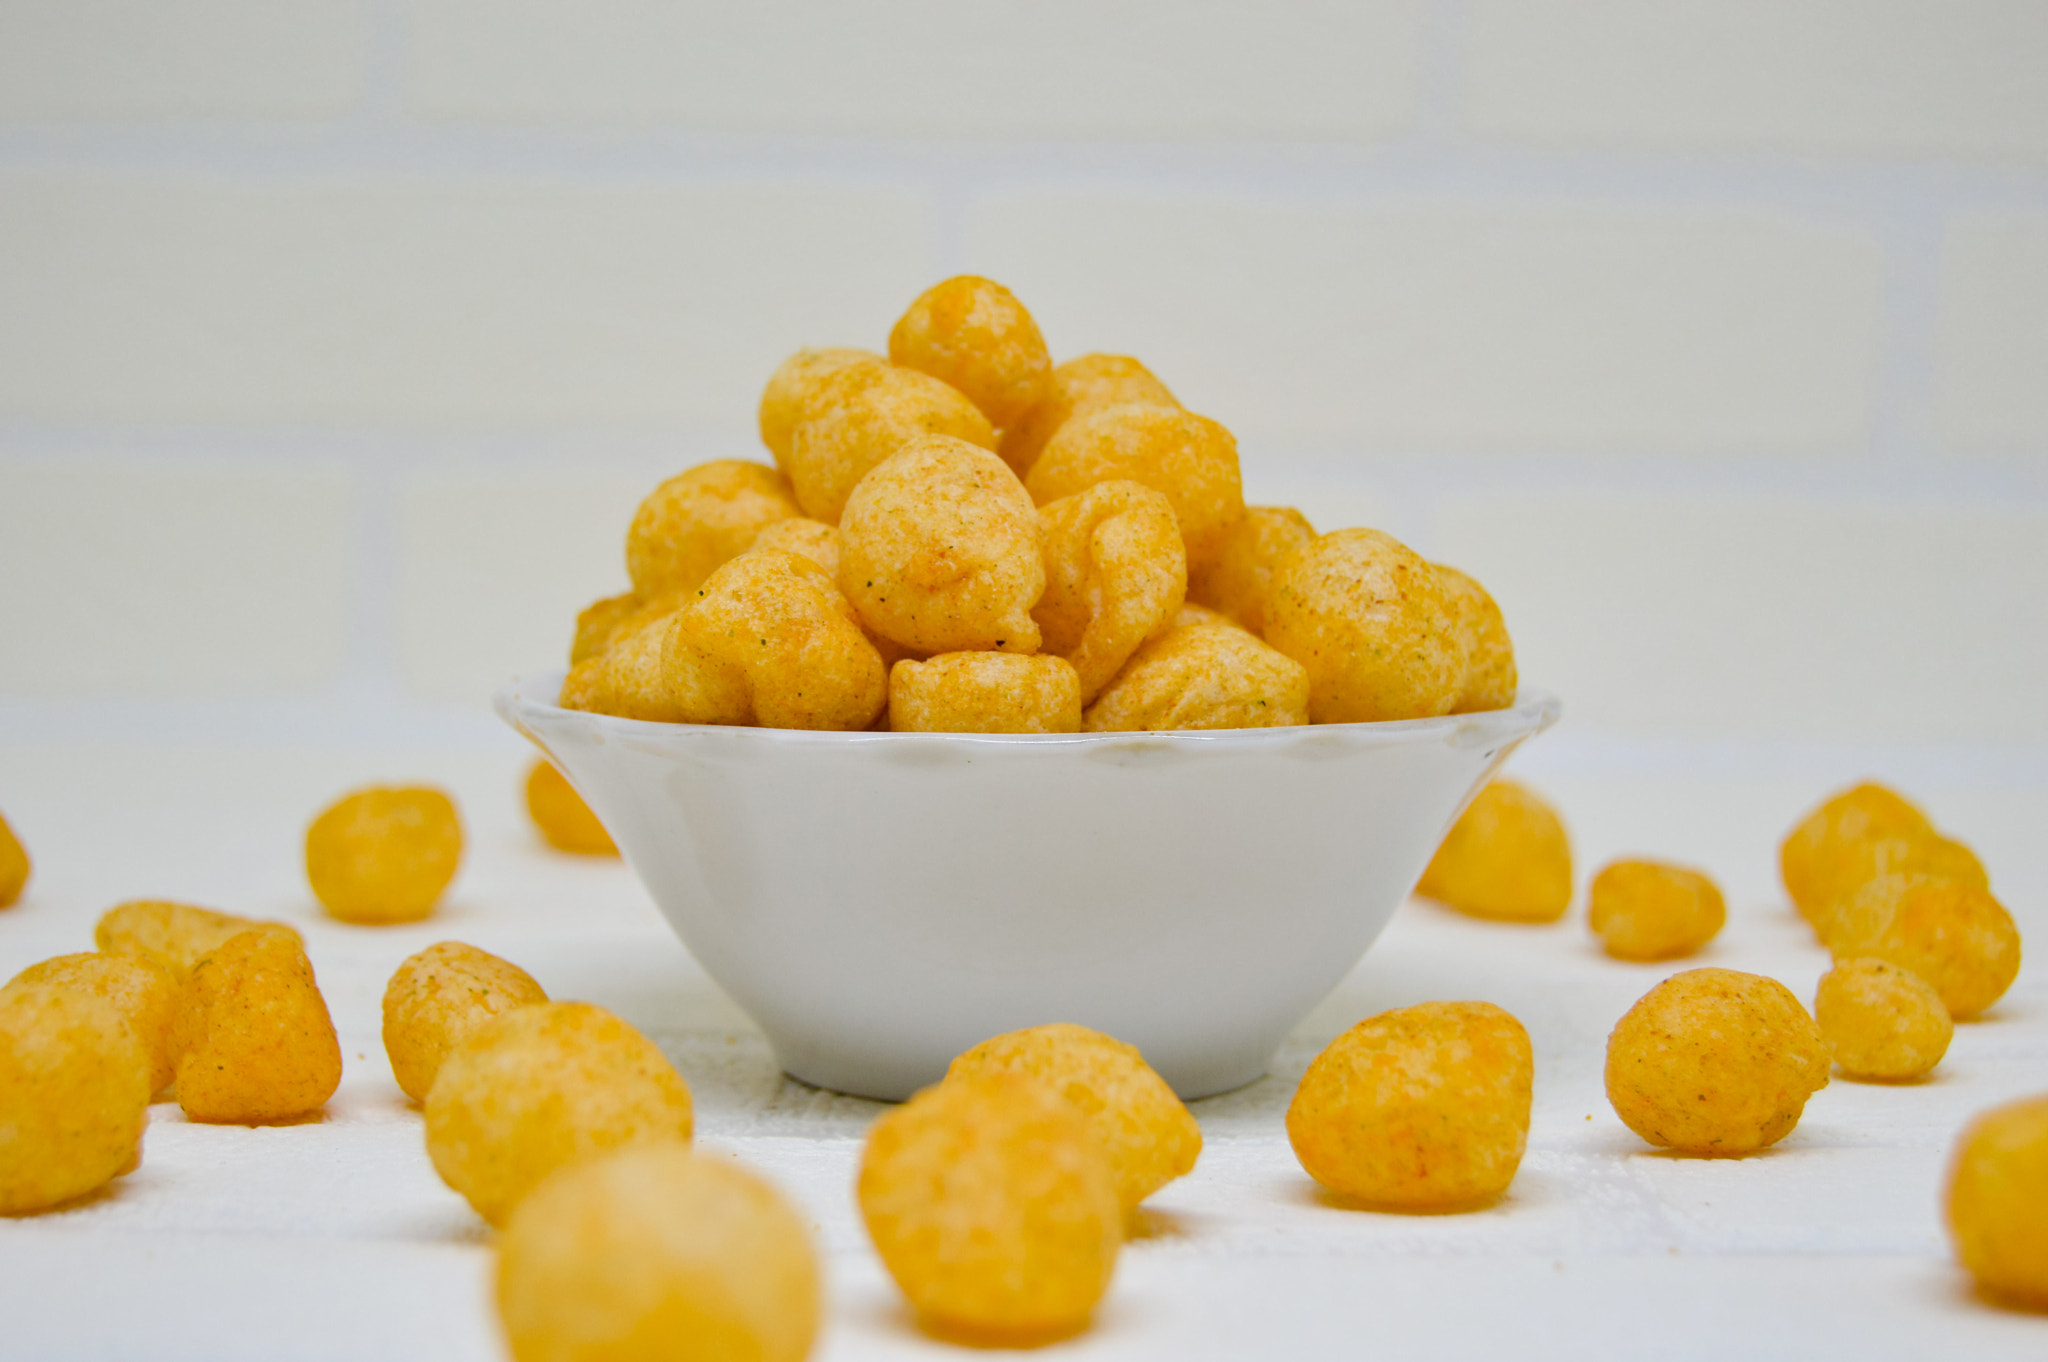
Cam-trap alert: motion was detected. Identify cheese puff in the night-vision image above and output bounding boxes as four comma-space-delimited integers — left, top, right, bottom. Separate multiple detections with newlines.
758, 345, 882, 467
5, 953, 179, 1097
498, 1145, 821, 1362
1435, 563, 1518, 714
889, 276, 1052, 432
859, 1074, 1120, 1345
570, 591, 640, 666
1083, 610, 1309, 732
839, 435, 1045, 655
786, 363, 996, 525
524, 759, 617, 856
1779, 782, 1934, 925
1000, 354, 1179, 479
1605, 968, 1830, 1156
1946, 1094, 2048, 1309
1416, 780, 1572, 924
626, 461, 800, 599
1027, 404, 1244, 574
1827, 875, 2021, 1019
425, 1001, 694, 1228
382, 941, 548, 1104
1034, 480, 1187, 703
0, 981, 151, 1214
1186, 506, 1314, 638
947, 1023, 1201, 1216
559, 606, 738, 725
1587, 860, 1725, 962
0, 809, 27, 908
1265, 528, 1465, 723
1803, 832, 1988, 942
889, 653, 1081, 734
748, 516, 840, 578
1287, 1002, 1533, 1211
174, 930, 342, 1125
95, 900, 304, 981
306, 785, 463, 925
1815, 958, 1952, 1081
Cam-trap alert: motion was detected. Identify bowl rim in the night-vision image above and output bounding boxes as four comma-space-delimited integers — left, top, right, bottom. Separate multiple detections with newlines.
497, 670, 1562, 753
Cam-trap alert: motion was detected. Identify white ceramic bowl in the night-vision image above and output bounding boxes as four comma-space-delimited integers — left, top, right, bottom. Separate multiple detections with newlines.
497, 673, 1560, 1101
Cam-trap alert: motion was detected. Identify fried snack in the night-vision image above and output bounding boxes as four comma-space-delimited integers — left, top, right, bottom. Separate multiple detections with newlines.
498, 1144, 821, 1362
758, 345, 882, 466
382, 942, 548, 1104
1265, 528, 1465, 723
1034, 480, 1187, 703
0, 809, 27, 908
524, 760, 616, 856
946, 1023, 1201, 1215
1946, 1094, 2048, 1309
1803, 833, 1988, 941
888, 276, 1052, 432
1083, 609, 1309, 732
1415, 780, 1572, 924
1435, 563, 1518, 714
1814, 958, 1952, 1081
889, 653, 1081, 734
785, 363, 996, 525
568, 589, 684, 668
94, 899, 302, 981
1586, 860, 1725, 962
1026, 404, 1244, 573
1000, 354, 1179, 479
1287, 1001, 1533, 1211
625, 461, 801, 600
305, 785, 463, 925
839, 435, 1045, 655
1605, 968, 1830, 1156
5, 953, 178, 1096
1779, 781, 1931, 923
1186, 505, 1313, 638
748, 516, 840, 578
559, 607, 709, 723
859, 1074, 1120, 1344
1827, 875, 2021, 1019
425, 1001, 694, 1228
0, 981, 151, 1214
174, 930, 342, 1125
675, 550, 887, 729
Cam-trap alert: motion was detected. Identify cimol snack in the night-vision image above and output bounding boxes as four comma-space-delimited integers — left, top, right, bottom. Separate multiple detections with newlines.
758, 346, 882, 465
624, 460, 800, 600
524, 759, 616, 857
747, 516, 840, 578
306, 785, 463, 925
1185, 505, 1313, 638
382, 941, 548, 1104
1000, 353, 1177, 478
1587, 860, 1726, 962
174, 929, 342, 1125
1026, 403, 1244, 574
1814, 958, 1952, 1081
1945, 1094, 2048, 1309
888, 653, 1081, 734
1826, 874, 2020, 1019
0, 980, 151, 1214
0, 809, 27, 908
889, 275, 1052, 432
784, 362, 995, 525
1779, 782, 1987, 936
6, 952, 179, 1096
95, 899, 302, 980
1083, 606, 1308, 732
1416, 780, 1573, 924
1033, 479, 1187, 703
1435, 563, 1518, 715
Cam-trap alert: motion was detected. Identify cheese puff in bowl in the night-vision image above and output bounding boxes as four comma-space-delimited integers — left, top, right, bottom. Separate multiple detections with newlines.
1187, 505, 1314, 638
1000, 353, 1178, 478
785, 363, 995, 525
625, 460, 800, 600
889, 275, 1052, 432
1026, 403, 1245, 574
1033, 479, 1186, 704
1084, 606, 1309, 733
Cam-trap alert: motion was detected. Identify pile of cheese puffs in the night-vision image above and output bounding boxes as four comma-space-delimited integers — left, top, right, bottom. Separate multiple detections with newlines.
561, 276, 1515, 733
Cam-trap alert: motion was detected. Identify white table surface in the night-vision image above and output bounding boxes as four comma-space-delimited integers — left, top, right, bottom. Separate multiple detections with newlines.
1, 738, 2043, 1361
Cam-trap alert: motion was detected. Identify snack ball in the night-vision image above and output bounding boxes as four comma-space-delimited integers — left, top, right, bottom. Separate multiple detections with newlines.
5, 952, 179, 1096
0, 809, 27, 907
1804, 833, 1988, 941
306, 785, 463, 925
1779, 782, 1931, 923
1814, 958, 1952, 1081
498, 1144, 821, 1362
1033, 480, 1187, 703
748, 516, 840, 578
425, 1001, 694, 1228
859, 1073, 1121, 1344
946, 1023, 1202, 1214
1587, 860, 1726, 962
1416, 780, 1572, 924
0, 980, 151, 1214
95, 899, 303, 980
174, 929, 343, 1125
625, 461, 801, 600
525, 760, 617, 857
1946, 1094, 2048, 1310
570, 591, 642, 666
1186, 505, 1314, 638
1605, 968, 1830, 1156
1265, 528, 1465, 723
1287, 1001, 1533, 1211
889, 276, 1052, 432
1000, 353, 1179, 479
1435, 563, 1518, 714
1083, 608, 1309, 732
785, 363, 996, 525
889, 653, 1081, 734
382, 941, 548, 1104
559, 607, 709, 724
1827, 874, 2021, 1019
839, 434, 1045, 655
1026, 403, 1244, 574
758, 345, 882, 466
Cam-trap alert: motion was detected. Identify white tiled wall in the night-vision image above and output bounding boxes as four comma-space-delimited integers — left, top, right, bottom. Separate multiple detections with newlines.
0, 0, 2042, 784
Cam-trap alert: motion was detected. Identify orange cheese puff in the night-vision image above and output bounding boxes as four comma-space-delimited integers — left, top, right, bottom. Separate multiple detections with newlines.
382, 941, 548, 1104
1587, 860, 1725, 962
1779, 782, 1933, 925
1027, 403, 1244, 575
889, 276, 1052, 432
1435, 563, 1518, 714
524, 759, 616, 856
559, 606, 716, 724
95, 899, 303, 981
0, 809, 27, 908
305, 785, 463, 925
889, 653, 1081, 734
1187, 506, 1314, 638
785, 363, 996, 525
748, 516, 840, 578
1416, 780, 1573, 923
0, 981, 151, 1214
1084, 610, 1309, 732
174, 930, 342, 1125
1000, 353, 1179, 479
568, 588, 682, 667
1804, 832, 1988, 941
1827, 874, 2021, 1019
1815, 958, 1952, 1081
1946, 1094, 2048, 1309
758, 345, 882, 466
1034, 480, 1187, 704
5, 953, 179, 1097
625, 461, 800, 600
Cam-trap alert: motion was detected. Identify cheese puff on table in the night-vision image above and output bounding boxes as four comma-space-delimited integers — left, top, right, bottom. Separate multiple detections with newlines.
1084, 607, 1309, 732
889, 275, 1052, 432
1416, 780, 1573, 924
1827, 874, 2021, 1019
1804, 832, 1988, 944
1027, 403, 1244, 574
889, 653, 1081, 734
625, 460, 801, 600
1033, 480, 1186, 703
0, 981, 151, 1214
5, 953, 178, 1096
1587, 860, 1725, 962
0, 809, 27, 907
174, 930, 342, 1125
758, 345, 882, 467
306, 785, 463, 925
1815, 958, 1953, 1081
1779, 781, 1932, 924
524, 759, 616, 856
95, 899, 303, 980
1946, 1095, 2048, 1310
786, 363, 995, 525
383, 941, 548, 1104
1435, 563, 1519, 714
1001, 353, 1179, 479
1186, 505, 1314, 638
